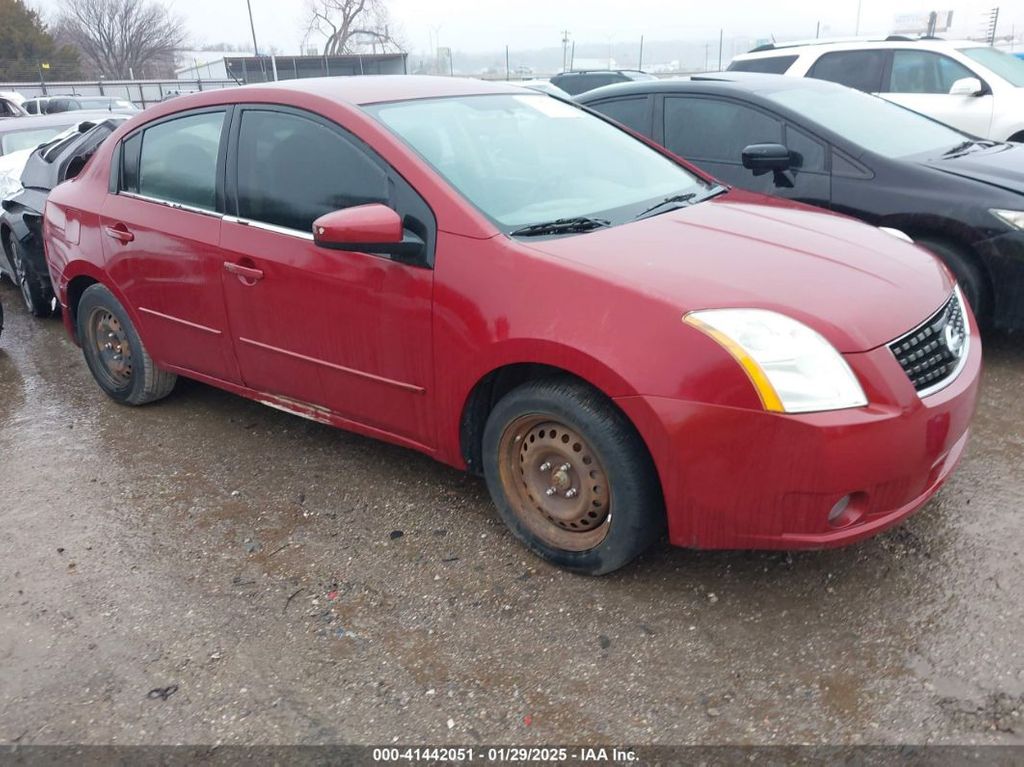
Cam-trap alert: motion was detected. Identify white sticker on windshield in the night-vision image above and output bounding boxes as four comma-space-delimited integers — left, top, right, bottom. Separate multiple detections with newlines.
512, 94, 583, 118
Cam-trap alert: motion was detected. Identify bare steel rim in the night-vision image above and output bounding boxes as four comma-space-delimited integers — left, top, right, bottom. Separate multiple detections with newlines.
497, 414, 612, 551
86, 307, 133, 390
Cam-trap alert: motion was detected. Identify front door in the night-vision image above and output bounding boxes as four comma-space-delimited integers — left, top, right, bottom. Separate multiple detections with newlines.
219, 106, 436, 448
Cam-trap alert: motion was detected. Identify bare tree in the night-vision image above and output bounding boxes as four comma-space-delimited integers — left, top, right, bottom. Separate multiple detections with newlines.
306, 0, 403, 55
56, 0, 187, 79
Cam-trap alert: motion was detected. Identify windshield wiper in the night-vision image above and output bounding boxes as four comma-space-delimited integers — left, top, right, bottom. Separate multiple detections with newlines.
942, 139, 996, 157
509, 216, 610, 237
634, 185, 727, 220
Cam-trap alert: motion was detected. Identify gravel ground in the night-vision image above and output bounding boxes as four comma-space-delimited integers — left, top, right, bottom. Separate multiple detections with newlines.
0, 278, 1022, 746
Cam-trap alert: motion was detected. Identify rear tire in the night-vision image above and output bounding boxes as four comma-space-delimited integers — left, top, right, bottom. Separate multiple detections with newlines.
76, 284, 177, 405
7, 239, 52, 318
915, 237, 989, 325
482, 377, 664, 575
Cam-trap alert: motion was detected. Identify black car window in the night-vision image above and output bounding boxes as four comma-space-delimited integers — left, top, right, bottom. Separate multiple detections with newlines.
663, 96, 782, 163
784, 125, 826, 172
552, 73, 624, 96
728, 55, 799, 74
808, 50, 888, 92
590, 97, 650, 134
133, 111, 224, 210
24, 101, 39, 115
889, 50, 976, 94
235, 109, 388, 233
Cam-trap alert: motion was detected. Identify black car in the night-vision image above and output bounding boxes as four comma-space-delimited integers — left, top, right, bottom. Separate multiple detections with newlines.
578, 72, 1024, 329
1, 117, 126, 316
549, 69, 656, 96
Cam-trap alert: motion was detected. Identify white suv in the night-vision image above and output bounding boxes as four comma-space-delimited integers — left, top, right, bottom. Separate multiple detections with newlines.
729, 38, 1024, 141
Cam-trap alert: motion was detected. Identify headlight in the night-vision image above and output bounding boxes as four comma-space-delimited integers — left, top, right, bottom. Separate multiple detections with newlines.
991, 209, 1024, 229
684, 309, 868, 413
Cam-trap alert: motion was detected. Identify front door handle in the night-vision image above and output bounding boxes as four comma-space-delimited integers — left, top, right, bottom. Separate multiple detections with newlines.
103, 223, 134, 243
224, 261, 264, 285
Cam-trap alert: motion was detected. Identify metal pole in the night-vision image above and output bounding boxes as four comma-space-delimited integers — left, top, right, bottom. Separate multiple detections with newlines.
505, 45, 510, 80
570, 41, 575, 70
855, 0, 862, 35
639, 35, 644, 70
718, 29, 723, 70
245, 0, 260, 56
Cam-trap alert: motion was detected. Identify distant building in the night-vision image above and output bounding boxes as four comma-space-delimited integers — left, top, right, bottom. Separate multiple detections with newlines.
176, 53, 408, 83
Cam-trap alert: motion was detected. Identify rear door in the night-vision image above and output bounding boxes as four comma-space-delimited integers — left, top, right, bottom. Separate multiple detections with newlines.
882, 50, 993, 137
219, 105, 436, 447
658, 95, 830, 207
100, 108, 240, 383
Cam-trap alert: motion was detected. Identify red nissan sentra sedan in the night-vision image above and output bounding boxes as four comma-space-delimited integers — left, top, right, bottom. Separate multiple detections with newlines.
42, 76, 980, 575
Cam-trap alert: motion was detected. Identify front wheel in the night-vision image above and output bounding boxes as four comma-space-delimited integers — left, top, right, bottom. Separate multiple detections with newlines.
915, 237, 989, 326
76, 284, 177, 405
8, 239, 52, 318
482, 377, 664, 575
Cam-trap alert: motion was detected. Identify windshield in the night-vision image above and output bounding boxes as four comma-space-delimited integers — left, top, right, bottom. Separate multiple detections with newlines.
366, 94, 705, 230
1, 127, 67, 155
764, 86, 967, 158
959, 46, 1024, 86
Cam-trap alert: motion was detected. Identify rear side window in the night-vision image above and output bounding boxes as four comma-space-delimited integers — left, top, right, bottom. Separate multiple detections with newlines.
133, 111, 224, 210
552, 73, 624, 96
728, 55, 799, 74
235, 109, 388, 232
24, 101, 39, 114
663, 96, 782, 163
808, 50, 888, 92
590, 97, 650, 135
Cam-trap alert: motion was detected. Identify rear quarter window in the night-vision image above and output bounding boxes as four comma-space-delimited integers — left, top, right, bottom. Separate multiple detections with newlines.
808, 50, 888, 92
728, 55, 799, 74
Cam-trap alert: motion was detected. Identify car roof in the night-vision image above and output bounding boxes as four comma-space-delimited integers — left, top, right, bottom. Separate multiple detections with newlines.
251, 75, 527, 105
575, 71, 846, 101
0, 110, 120, 133
733, 37, 986, 60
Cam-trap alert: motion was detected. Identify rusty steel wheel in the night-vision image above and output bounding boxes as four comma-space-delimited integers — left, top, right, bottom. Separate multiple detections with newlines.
86, 308, 134, 390
498, 415, 612, 551
483, 377, 664, 574
76, 284, 177, 405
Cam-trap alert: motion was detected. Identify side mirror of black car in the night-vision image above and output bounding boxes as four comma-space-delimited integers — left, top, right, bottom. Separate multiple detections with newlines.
741, 144, 793, 175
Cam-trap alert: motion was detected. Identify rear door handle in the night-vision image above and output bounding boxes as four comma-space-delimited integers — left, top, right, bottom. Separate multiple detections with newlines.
223, 261, 264, 284
103, 223, 134, 243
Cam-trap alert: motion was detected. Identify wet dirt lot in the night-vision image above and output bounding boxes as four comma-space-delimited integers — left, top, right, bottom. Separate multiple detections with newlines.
0, 278, 1022, 747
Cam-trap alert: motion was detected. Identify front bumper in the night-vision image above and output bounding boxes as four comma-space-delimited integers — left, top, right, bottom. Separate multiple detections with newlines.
615, 327, 981, 550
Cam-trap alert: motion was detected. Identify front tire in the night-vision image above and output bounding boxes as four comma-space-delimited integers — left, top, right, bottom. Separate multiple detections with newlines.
8, 239, 52, 318
76, 284, 177, 405
482, 377, 664, 575
915, 237, 989, 325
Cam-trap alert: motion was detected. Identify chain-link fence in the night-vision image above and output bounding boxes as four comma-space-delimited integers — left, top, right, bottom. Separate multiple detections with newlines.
0, 77, 240, 109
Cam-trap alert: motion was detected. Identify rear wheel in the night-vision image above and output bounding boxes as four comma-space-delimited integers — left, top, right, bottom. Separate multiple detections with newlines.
76, 284, 177, 405
915, 237, 989, 325
482, 377, 664, 575
8, 239, 52, 318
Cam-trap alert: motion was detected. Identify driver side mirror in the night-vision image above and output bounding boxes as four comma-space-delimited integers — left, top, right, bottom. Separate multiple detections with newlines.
742, 143, 793, 174
948, 77, 984, 97
313, 203, 425, 262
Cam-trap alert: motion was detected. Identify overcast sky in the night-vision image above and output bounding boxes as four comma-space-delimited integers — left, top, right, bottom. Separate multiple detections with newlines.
30, 0, 1024, 56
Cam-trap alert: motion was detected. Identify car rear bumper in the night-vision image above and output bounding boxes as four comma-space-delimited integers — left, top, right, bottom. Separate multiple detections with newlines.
614, 331, 981, 550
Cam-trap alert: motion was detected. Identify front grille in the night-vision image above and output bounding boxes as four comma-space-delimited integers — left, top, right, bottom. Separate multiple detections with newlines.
889, 291, 969, 395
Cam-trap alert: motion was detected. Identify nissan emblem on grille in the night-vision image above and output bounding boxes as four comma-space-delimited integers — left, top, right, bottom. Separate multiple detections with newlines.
889, 291, 968, 395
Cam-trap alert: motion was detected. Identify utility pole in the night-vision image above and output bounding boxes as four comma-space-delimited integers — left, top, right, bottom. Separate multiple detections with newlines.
718, 28, 723, 70
245, 0, 260, 56
639, 35, 644, 70
505, 45, 510, 80
855, 0, 862, 35
561, 30, 571, 72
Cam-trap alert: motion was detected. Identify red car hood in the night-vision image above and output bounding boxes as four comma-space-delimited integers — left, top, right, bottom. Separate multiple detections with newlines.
522, 194, 953, 353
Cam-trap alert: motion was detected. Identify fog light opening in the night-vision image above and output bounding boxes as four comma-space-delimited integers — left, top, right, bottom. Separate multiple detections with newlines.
828, 493, 864, 529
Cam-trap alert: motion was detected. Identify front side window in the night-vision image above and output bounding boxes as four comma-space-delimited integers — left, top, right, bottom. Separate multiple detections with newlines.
134, 111, 224, 210
889, 50, 975, 94
728, 55, 799, 74
368, 94, 706, 230
590, 97, 650, 134
235, 109, 388, 232
808, 50, 888, 92
663, 96, 782, 163
763, 84, 966, 159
